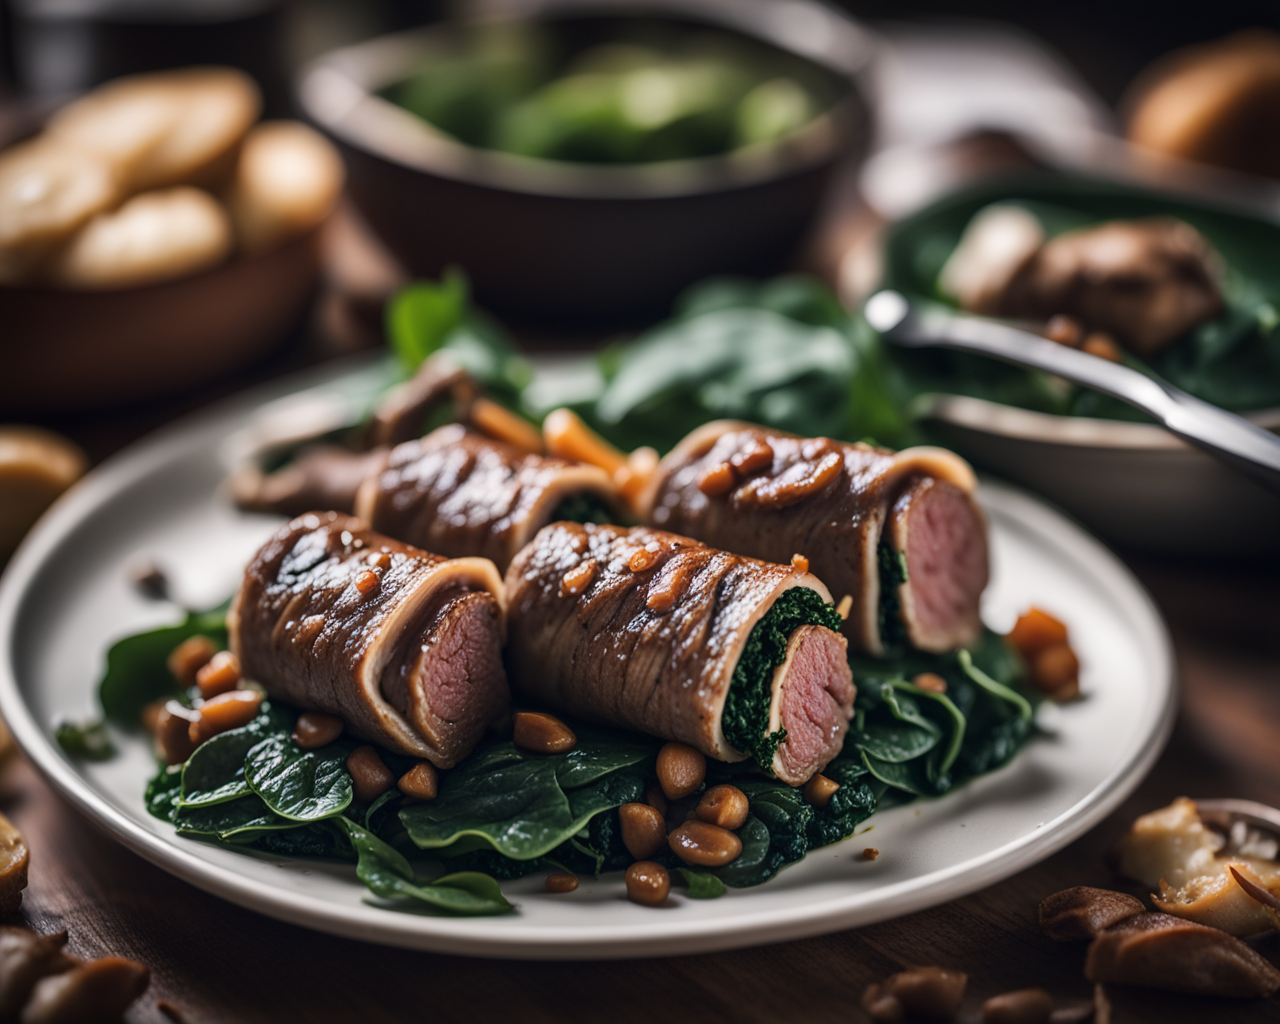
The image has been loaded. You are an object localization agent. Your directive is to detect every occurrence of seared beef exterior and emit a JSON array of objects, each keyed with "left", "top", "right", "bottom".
[
  {"left": 354, "top": 424, "right": 615, "bottom": 573},
  {"left": 228, "top": 511, "right": 508, "bottom": 766},
  {"left": 639, "top": 421, "right": 988, "bottom": 654},
  {"left": 504, "top": 523, "right": 854, "bottom": 782}
]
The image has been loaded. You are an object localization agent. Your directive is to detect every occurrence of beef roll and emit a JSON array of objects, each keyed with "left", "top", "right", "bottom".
[
  {"left": 354, "top": 423, "right": 616, "bottom": 573},
  {"left": 638, "top": 421, "right": 988, "bottom": 655},
  {"left": 504, "top": 523, "right": 855, "bottom": 785},
  {"left": 228, "top": 511, "right": 509, "bottom": 767}
]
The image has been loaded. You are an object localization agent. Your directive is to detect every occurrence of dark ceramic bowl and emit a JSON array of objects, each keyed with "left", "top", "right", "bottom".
[{"left": 298, "top": 0, "right": 873, "bottom": 327}]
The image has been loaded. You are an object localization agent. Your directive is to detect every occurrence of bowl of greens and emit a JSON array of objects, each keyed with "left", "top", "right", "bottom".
[
  {"left": 298, "top": 0, "right": 870, "bottom": 326},
  {"left": 872, "top": 173, "right": 1280, "bottom": 556}
]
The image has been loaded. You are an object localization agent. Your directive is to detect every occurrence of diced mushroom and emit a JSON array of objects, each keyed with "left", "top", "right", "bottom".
[
  {"left": 1084, "top": 911, "right": 1280, "bottom": 997},
  {"left": 0, "top": 812, "right": 29, "bottom": 916},
  {"left": 982, "top": 987, "right": 1052, "bottom": 1024},
  {"left": 20, "top": 955, "right": 150, "bottom": 1024},
  {"left": 0, "top": 928, "right": 77, "bottom": 1021},
  {"left": 861, "top": 966, "right": 968, "bottom": 1020},
  {"left": 1039, "top": 886, "right": 1145, "bottom": 941}
]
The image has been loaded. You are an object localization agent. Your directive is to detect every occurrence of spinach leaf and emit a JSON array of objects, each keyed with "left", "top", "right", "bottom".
[
  {"left": 55, "top": 719, "right": 115, "bottom": 760},
  {"left": 99, "top": 607, "right": 228, "bottom": 723},
  {"left": 244, "top": 732, "right": 358, "bottom": 822},
  {"left": 145, "top": 763, "right": 184, "bottom": 823},
  {"left": 180, "top": 704, "right": 293, "bottom": 808},
  {"left": 958, "top": 650, "right": 1032, "bottom": 721},
  {"left": 335, "top": 818, "right": 512, "bottom": 915},
  {"left": 400, "top": 727, "right": 654, "bottom": 860},
  {"left": 174, "top": 794, "right": 309, "bottom": 840},
  {"left": 677, "top": 868, "right": 726, "bottom": 899},
  {"left": 386, "top": 273, "right": 531, "bottom": 404}
]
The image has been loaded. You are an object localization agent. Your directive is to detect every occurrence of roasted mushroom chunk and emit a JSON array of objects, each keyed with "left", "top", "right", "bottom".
[
  {"left": 1084, "top": 911, "right": 1280, "bottom": 997},
  {"left": 1116, "top": 797, "right": 1280, "bottom": 936},
  {"left": 1115, "top": 796, "right": 1220, "bottom": 890},
  {"left": 21, "top": 955, "right": 150, "bottom": 1024},
  {"left": 0, "top": 928, "right": 76, "bottom": 1020},
  {"left": 1152, "top": 859, "right": 1279, "bottom": 936},
  {"left": 229, "top": 444, "right": 389, "bottom": 517},
  {"left": 1001, "top": 218, "right": 1223, "bottom": 359},
  {"left": 1039, "top": 886, "right": 1145, "bottom": 941},
  {"left": 861, "top": 966, "right": 968, "bottom": 1020},
  {"left": 0, "top": 811, "right": 29, "bottom": 916}
]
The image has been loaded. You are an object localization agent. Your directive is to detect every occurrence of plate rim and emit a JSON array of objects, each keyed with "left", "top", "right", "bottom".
[{"left": 0, "top": 366, "right": 1177, "bottom": 960}]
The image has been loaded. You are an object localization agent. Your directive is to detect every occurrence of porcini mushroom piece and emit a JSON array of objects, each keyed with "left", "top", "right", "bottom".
[
  {"left": 1228, "top": 865, "right": 1280, "bottom": 933},
  {"left": 1084, "top": 911, "right": 1280, "bottom": 997},
  {"left": 0, "top": 928, "right": 77, "bottom": 1021},
  {"left": 1153, "top": 859, "right": 1280, "bottom": 936},
  {"left": 1115, "top": 797, "right": 1220, "bottom": 890},
  {"left": 20, "top": 955, "right": 150, "bottom": 1024},
  {"left": 0, "top": 812, "right": 29, "bottom": 917},
  {"left": 1000, "top": 218, "right": 1223, "bottom": 358},
  {"left": 1039, "top": 886, "right": 1145, "bottom": 941},
  {"left": 939, "top": 204, "right": 1045, "bottom": 314},
  {"left": 229, "top": 444, "right": 389, "bottom": 517},
  {"left": 862, "top": 966, "right": 968, "bottom": 1020}
]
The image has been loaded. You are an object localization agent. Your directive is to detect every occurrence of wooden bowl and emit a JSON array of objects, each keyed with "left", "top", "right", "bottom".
[
  {"left": 297, "top": 0, "right": 873, "bottom": 327},
  {"left": 0, "top": 230, "right": 320, "bottom": 416}
]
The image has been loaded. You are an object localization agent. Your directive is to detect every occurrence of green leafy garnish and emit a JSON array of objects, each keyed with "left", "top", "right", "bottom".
[{"left": 54, "top": 719, "right": 115, "bottom": 760}]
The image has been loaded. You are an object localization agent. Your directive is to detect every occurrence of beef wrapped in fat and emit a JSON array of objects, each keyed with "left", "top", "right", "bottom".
[
  {"left": 504, "top": 523, "right": 855, "bottom": 785},
  {"left": 354, "top": 424, "right": 616, "bottom": 573},
  {"left": 638, "top": 421, "right": 988, "bottom": 655},
  {"left": 228, "top": 511, "right": 508, "bottom": 767}
]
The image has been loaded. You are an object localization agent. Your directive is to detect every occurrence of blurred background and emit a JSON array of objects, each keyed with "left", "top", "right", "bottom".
[{"left": 2, "top": 0, "right": 1279, "bottom": 566}]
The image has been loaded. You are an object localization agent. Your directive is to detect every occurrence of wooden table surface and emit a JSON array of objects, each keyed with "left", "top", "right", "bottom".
[{"left": 1, "top": 509, "right": 1277, "bottom": 1022}]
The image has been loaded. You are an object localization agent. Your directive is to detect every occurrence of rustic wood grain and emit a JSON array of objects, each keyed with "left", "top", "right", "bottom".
[{"left": 1, "top": 553, "right": 1276, "bottom": 1024}]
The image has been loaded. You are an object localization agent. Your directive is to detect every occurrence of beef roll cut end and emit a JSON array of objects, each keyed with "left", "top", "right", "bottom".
[
  {"left": 504, "top": 523, "right": 855, "bottom": 785},
  {"left": 228, "top": 511, "right": 509, "bottom": 767},
  {"left": 354, "top": 423, "right": 617, "bottom": 573},
  {"left": 639, "top": 421, "right": 988, "bottom": 656}
]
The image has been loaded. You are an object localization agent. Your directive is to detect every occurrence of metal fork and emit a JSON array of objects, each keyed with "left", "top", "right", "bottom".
[{"left": 864, "top": 290, "right": 1280, "bottom": 494}]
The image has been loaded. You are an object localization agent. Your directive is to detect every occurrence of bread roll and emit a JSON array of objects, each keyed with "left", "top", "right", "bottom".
[
  {"left": 0, "top": 141, "right": 119, "bottom": 284},
  {"left": 225, "top": 121, "right": 344, "bottom": 253},
  {"left": 48, "top": 186, "right": 232, "bottom": 289}
]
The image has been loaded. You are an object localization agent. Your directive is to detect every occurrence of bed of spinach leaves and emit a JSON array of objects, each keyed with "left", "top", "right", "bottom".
[{"left": 115, "top": 603, "right": 1037, "bottom": 908}]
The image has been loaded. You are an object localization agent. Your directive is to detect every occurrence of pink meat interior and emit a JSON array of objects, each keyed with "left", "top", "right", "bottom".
[
  {"left": 903, "top": 480, "right": 988, "bottom": 646},
  {"left": 382, "top": 590, "right": 508, "bottom": 761},
  {"left": 775, "top": 625, "right": 855, "bottom": 785}
]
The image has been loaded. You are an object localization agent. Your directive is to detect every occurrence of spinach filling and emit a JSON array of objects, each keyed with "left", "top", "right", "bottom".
[
  {"left": 551, "top": 491, "right": 614, "bottom": 525},
  {"left": 877, "top": 539, "right": 910, "bottom": 653},
  {"left": 721, "top": 588, "right": 844, "bottom": 773}
]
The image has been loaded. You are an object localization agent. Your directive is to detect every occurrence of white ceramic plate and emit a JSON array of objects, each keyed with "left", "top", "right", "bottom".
[{"left": 0, "top": 361, "right": 1175, "bottom": 960}]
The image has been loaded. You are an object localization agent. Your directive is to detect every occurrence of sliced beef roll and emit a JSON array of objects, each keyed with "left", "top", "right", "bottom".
[
  {"left": 228, "top": 511, "right": 508, "bottom": 767},
  {"left": 354, "top": 424, "right": 616, "bottom": 573},
  {"left": 504, "top": 522, "right": 855, "bottom": 785},
  {"left": 638, "top": 421, "right": 988, "bottom": 655}
]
